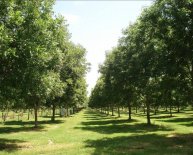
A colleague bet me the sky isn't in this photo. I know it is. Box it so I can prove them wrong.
[53,0,153,95]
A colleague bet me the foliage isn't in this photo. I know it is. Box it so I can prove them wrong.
[89,0,193,125]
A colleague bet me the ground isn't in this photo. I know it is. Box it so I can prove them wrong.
[0,109,193,155]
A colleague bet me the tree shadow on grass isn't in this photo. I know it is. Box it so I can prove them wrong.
[0,126,45,134]
[151,115,176,119]
[85,133,193,155]
[85,118,110,121]
[0,138,26,152]
[81,119,137,126]
[83,114,109,119]
[83,110,131,120]
[83,113,110,120]
[76,122,173,134]
[80,110,173,134]
[4,120,64,126]
[84,110,108,117]
[162,117,193,123]
[161,117,193,127]
[41,115,61,118]
[1,120,64,134]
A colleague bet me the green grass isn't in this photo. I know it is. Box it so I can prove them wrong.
[0,108,193,155]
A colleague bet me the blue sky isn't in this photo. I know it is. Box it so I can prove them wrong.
[53,1,153,94]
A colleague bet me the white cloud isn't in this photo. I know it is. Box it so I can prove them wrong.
[61,13,79,24]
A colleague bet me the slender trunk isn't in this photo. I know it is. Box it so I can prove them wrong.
[52,102,56,121]
[165,106,168,112]
[154,106,157,115]
[107,106,109,115]
[111,106,114,116]
[177,104,180,113]
[41,109,43,117]
[28,109,30,120]
[4,114,6,122]
[34,101,38,128]
[191,61,193,106]
[118,106,120,117]
[21,111,23,120]
[18,113,19,121]
[66,105,69,117]
[2,112,6,122]
[146,101,151,125]
[128,103,131,120]
[170,104,172,117]
[135,106,137,113]
[72,107,75,114]
[143,106,146,114]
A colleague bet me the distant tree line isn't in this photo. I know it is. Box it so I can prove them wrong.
[89,0,193,125]
[0,0,88,127]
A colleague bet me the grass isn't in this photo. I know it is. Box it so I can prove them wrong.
[0,108,193,155]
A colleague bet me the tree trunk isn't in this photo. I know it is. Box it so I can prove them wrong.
[128,103,131,120]
[146,102,151,125]
[177,104,180,113]
[135,106,137,113]
[52,102,56,121]
[34,102,38,128]
[191,61,193,106]
[143,106,146,114]
[41,109,43,117]
[118,106,120,117]
[154,106,157,115]
[111,106,114,116]
[28,109,30,120]
[66,105,69,117]
[2,112,6,122]
[72,107,75,114]
[165,106,168,112]
[107,106,109,115]
[170,105,172,117]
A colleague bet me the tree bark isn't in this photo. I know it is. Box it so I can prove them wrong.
[18,113,19,121]
[34,101,38,128]
[52,102,56,121]
[165,106,168,112]
[128,103,131,120]
[118,106,120,117]
[191,61,193,106]
[143,106,146,114]
[170,104,172,117]
[154,106,157,115]
[72,107,75,114]
[111,106,114,116]
[177,104,180,113]
[146,101,151,125]
[28,109,30,120]
[66,105,69,117]
[41,109,43,117]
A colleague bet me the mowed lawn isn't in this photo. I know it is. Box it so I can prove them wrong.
[0,109,193,155]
